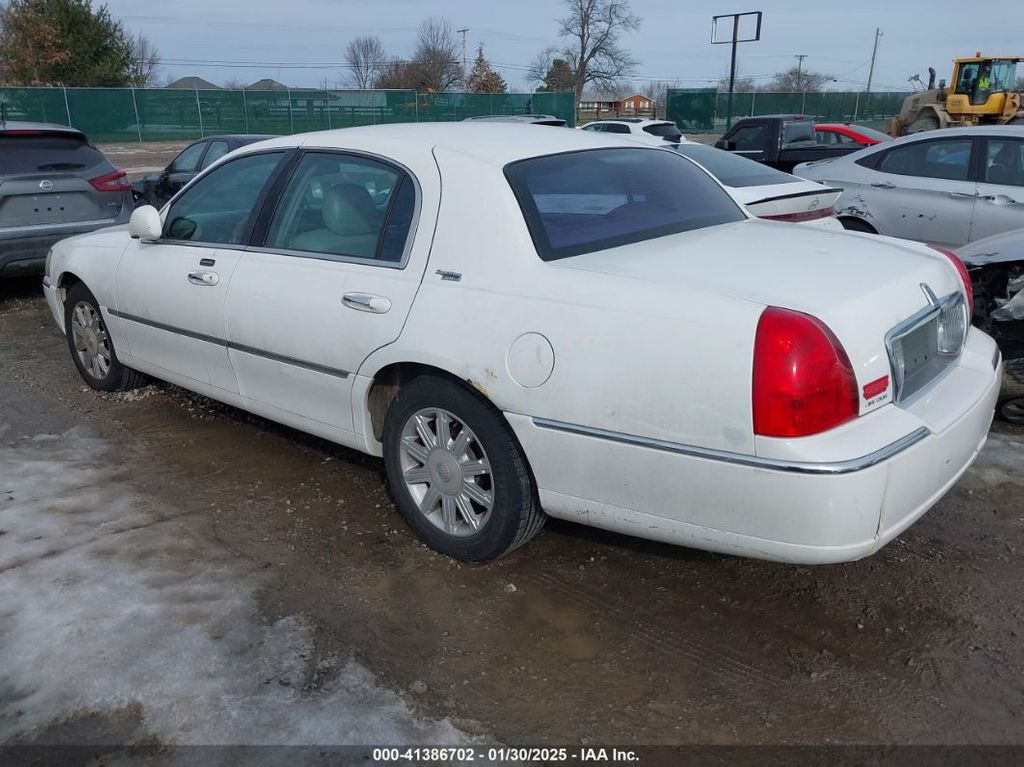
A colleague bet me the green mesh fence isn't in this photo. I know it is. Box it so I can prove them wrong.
[0,87,575,142]
[667,88,910,133]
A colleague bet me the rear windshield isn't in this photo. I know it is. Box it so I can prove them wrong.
[505,148,744,261]
[671,143,796,188]
[0,134,107,175]
[642,122,682,139]
[782,120,816,146]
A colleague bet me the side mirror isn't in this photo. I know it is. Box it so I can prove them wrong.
[129,205,162,242]
[724,140,737,151]
[714,138,726,149]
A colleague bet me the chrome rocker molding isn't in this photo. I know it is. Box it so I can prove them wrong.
[532,418,932,475]
[106,308,350,380]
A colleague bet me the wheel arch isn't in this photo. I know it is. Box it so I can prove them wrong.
[360,357,505,449]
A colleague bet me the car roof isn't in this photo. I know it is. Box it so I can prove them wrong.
[588,118,673,126]
[0,120,86,137]
[462,115,564,124]
[241,122,650,166]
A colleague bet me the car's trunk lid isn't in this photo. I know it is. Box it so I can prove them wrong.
[559,219,965,408]
[732,181,842,223]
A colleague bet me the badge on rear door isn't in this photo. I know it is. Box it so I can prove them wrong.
[39,180,54,192]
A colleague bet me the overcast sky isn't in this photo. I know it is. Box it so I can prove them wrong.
[106,0,1015,93]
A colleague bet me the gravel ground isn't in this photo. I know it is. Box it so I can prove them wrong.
[0,277,1022,750]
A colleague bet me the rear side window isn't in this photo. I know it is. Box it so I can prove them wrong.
[878,139,972,181]
[782,120,816,146]
[603,123,630,134]
[0,134,106,174]
[505,148,744,261]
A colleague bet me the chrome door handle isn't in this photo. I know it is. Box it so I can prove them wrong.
[870,181,895,189]
[343,292,391,313]
[948,191,976,198]
[187,270,219,286]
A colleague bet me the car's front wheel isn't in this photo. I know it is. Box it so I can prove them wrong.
[382,375,546,562]
[64,282,149,392]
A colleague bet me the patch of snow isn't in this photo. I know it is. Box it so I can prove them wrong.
[960,433,1024,490]
[0,429,474,746]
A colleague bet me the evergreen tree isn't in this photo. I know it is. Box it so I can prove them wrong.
[466,46,506,94]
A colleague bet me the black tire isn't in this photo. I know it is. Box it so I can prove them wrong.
[64,282,149,392]
[908,115,939,133]
[382,375,546,562]
[998,396,1024,425]
[840,217,877,234]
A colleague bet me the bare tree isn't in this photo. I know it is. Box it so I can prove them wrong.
[640,80,680,118]
[528,47,576,93]
[345,35,386,90]
[767,66,831,93]
[408,17,462,92]
[127,32,161,87]
[373,60,416,90]
[223,78,247,90]
[557,0,640,107]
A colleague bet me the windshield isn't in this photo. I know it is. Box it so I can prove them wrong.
[643,122,682,140]
[851,125,892,142]
[505,148,744,261]
[989,59,1018,91]
[671,143,796,188]
[782,120,816,146]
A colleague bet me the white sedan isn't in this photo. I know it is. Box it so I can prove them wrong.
[795,125,1024,247]
[43,124,1001,564]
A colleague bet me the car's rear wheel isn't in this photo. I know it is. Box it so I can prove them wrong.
[382,375,545,562]
[64,282,148,392]
[839,217,877,234]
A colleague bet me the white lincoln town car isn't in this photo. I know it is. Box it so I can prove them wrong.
[42,124,1001,564]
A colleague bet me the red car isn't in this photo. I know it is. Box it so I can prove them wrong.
[814,123,892,147]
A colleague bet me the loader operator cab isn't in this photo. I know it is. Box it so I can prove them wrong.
[949,57,1020,110]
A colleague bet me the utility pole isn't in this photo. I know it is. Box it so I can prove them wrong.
[865,28,882,95]
[457,27,469,87]
[794,54,807,91]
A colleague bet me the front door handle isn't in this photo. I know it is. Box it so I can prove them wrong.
[187,270,219,286]
[343,292,391,313]
[948,190,976,198]
[870,181,895,189]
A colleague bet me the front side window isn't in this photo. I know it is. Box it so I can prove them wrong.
[582,124,604,132]
[163,151,284,244]
[729,125,765,151]
[505,148,744,261]
[169,142,206,174]
[878,139,973,181]
[264,152,415,263]
[954,63,980,95]
[984,139,1024,187]
[201,140,230,169]
[814,130,836,145]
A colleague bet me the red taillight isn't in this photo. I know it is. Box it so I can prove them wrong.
[752,307,859,438]
[931,247,974,317]
[89,169,131,193]
[760,206,836,223]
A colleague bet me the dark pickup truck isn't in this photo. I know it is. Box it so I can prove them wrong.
[714,114,863,173]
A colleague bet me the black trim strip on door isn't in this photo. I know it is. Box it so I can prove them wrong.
[106,308,350,380]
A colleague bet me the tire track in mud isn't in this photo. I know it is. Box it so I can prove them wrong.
[523,569,778,689]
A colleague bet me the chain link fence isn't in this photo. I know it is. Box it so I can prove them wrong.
[666,88,909,134]
[0,87,576,142]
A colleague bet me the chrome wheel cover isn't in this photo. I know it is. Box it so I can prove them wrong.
[399,407,494,537]
[70,301,112,380]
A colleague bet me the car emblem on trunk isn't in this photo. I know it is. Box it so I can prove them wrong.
[920,283,939,306]
[39,179,54,192]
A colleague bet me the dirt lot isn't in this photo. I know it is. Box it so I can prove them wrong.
[1,276,1023,750]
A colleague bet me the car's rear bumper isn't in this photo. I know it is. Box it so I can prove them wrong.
[507,330,1001,564]
[0,221,121,276]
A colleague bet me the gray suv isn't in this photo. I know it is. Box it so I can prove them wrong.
[1,122,132,277]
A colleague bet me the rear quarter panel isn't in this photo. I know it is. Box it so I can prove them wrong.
[360,147,763,455]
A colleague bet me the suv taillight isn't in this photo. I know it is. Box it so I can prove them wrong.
[89,169,131,192]
[753,307,859,438]
[931,247,974,317]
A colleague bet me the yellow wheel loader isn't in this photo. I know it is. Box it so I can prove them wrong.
[890,55,1023,135]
